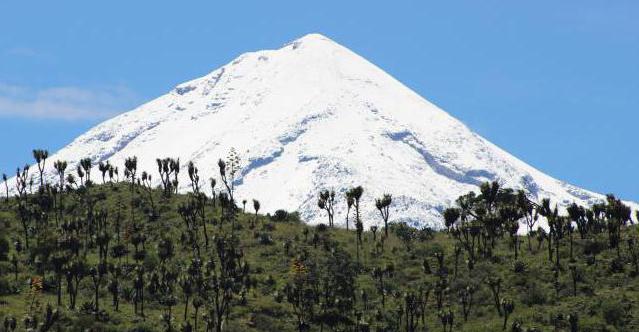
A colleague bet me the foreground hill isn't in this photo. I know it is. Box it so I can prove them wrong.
[0,176,638,331]
[7,33,628,228]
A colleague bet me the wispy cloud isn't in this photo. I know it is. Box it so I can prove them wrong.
[4,47,38,57]
[0,83,139,120]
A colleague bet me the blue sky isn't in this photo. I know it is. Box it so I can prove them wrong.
[0,1,637,201]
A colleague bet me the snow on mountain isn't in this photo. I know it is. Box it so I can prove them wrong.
[11,33,637,228]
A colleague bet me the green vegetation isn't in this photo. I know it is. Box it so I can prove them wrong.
[0,149,638,331]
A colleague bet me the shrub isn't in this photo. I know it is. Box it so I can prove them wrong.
[609,257,624,273]
[0,237,9,261]
[512,260,526,273]
[521,282,547,306]
[258,233,274,245]
[601,299,626,327]
[0,278,17,295]
[271,210,289,222]
[316,223,328,232]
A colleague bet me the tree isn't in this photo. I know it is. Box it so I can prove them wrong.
[32,149,49,188]
[187,161,200,193]
[370,225,378,242]
[285,258,315,332]
[517,190,538,250]
[218,148,241,209]
[157,238,175,265]
[372,265,393,308]
[567,203,587,239]
[53,161,67,190]
[568,264,580,296]
[203,236,250,332]
[51,253,68,306]
[393,222,416,251]
[442,207,460,233]
[2,173,8,201]
[501,298,514,330]
[80,158,92,184]
[210,178,217,207]
[90,263,107,314]
[65,258,87,309]
[345,193,354,231]
[568,313,579,332]
[487,277,502,316]
[253,199,260,227]
[438,308,454,332]
[108,268,121,311]
[98,161,110,184]
[356,216,363,264]
[375,194,392,236]
[459,285,475,321]
[347,186,363,226]
[133,267,145,317]
[124,156,138,190]
[157,158,178,195]
[108,164,116,183]
[179,275,194,321]
[318,189,336,227]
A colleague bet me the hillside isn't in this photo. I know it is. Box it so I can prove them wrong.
[1,162,638,331]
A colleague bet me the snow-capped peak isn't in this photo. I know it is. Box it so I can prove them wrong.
[10,33,637,228]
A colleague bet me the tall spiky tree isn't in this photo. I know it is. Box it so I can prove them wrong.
[375,193,392,236]
[53,160,67,190]
[347,186,364,224]
[2,173,7,201]
[172,159,180,194]
[98,161,110,184]
[80,158,92,184]
[187,161,200,193]
[345,193,354,231]
[253,199,260,226]
[501,298,514,330]
[442,207,460,233]
[567,203,587,241]
[218,148,241,209]
[76,164,85,186]
[347,186,364,264]
[318,189,336,227]
[32,149,49,188]
[107,164,115,183]
[209,178,217,207]
[516,190,537,250]
[124,156,138,190]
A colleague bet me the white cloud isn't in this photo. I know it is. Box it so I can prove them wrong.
[4,47,38,57]
[0,83,139,120]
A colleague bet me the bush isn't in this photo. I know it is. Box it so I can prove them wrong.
[258,233,274,245]
[512,260,526,273]
[609,257,624,273]
[521,282,547,306]
[271,210,289,222]
[0,278,17,295]
[128,323,158,332]
[0,237,9,261]
[601,299,625,327]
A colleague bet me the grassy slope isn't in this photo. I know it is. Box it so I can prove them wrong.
[0,182,637,331]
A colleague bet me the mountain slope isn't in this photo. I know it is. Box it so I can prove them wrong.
[15,33,636,228]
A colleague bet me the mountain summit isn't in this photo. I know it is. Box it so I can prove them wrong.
[28,33,630,227]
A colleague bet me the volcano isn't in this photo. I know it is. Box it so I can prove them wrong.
[22,33,632,228]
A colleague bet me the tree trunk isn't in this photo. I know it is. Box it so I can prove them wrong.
[184,297,189,321]
[57,275,62,306]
